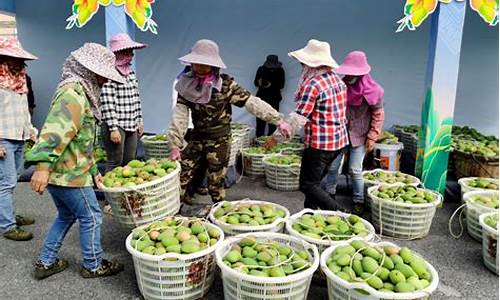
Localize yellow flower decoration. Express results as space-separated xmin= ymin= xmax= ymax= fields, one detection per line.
xmin=67 ymin=0 xmax=157 ymax=34
xmin=397 ymin=0 xmax=498 ymax=32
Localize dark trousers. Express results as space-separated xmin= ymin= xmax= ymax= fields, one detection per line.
xmin=256 ymin=99 xmax=280 ymax=137
xmin=299 ymin=147 xmax=344 ymax=210
xmin=101 ymin=124 xmax=138 ymax=173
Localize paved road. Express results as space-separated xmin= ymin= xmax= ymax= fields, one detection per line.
xmin=0 ymin=179 xmax=497 ymax=300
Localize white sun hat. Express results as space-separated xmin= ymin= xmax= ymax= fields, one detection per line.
xmin=288 ymin=39 xmax=339 ymax=68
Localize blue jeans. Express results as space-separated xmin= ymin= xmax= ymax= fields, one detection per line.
xmin=0 ymin=139 xmax=24 ymax=232
xmin=39 ymin=186 xmax=103 ymax=271
xmin=323 ymin=145 xmax=366 ymax=204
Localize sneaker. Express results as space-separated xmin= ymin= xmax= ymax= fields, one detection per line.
xmin=16 ymin=215 xmax=35 ymax=226
xmin=196 ymin=187 xmax=209 ymax=195
xmin=34 ymin=259 xmax=69 ymax=280
xmin=3 ymin=227 xmax=33 ymax=241
xmin=353 ymin=203 xmax=365 ymax=216
xmin=80 ymin=259 xmax=124 ymax=278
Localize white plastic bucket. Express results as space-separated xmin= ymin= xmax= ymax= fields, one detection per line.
xmin=373 ymin=142 xmax=404 ymax=171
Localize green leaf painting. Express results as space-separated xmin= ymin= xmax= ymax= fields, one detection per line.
xmin=415 ymin=88 xmax=453 ymax=194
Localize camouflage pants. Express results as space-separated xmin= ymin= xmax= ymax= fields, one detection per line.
xmin=180 ymin=135 xmax=231 ymax=203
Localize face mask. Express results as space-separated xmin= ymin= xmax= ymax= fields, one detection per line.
xmin=347 ymin=76 xmax=359 ymax=85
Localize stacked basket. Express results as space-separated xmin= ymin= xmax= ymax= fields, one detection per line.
xmin=367 ymin=185 xmax=442 ymax=239
xmin=479 ymin=212 xmax=499 ymax=275
xmin=228 ymin=133 xmax=244 ymax=167
xmin=208 ymin=199 xmax=290 ymax=236
xmin=242 ymin=148 xmax=269 ymax=178
xmin=464 ymin=190 xmax=499 ymax=242
xmin=231 ymin=123 xmax=252 ymax=149
xmin=126 ymin=218 xmax=224 ymax=300
xmin=142 ymin=135 xmax=171 ymax=160
xmin=262 ymin=154 xmax=301 ymax=191
xmin=458 ymin=177 xmax=499 ymax=201
xmin=215 ymin=232 xmax=319 ymax=300
xmin=102 ymin=162 xmax=181 ymax=228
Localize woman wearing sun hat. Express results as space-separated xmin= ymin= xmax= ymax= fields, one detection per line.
xmin=324 ymin=50 xmax=385 ymax=215
xmin=100 ymin=33 xmax=147 ymax=173
xmin=286 ymin=39 xmax=349 ymax=211
xmin=167 ymin=39 xmax=292 ymax=205
xmin=0 ymin=37 xmax=39 ymax=242
xmin=26 ymin=43 xmax=126 ymax=280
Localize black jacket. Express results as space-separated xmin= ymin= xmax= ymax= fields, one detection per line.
xmin=254 ymin=66 xmax=285 ymax=102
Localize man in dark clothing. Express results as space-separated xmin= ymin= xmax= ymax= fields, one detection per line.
xmin=254 ymin=55 xmax=285 ymax=137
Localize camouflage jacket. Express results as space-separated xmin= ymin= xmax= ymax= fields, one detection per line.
xmin=168 ymin=74 xmax=282 ymax=148
xmin=25 ymin=83 xmax=98 ymax=187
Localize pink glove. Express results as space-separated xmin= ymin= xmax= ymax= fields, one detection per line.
xmin=278 ymin=121 xmax=293 ymax=139
xmin=169 ymin=147 xmax=181 ymax=161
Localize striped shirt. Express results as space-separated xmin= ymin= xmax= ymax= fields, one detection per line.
xmin=100 ymin=71 xmax=143 ymax=132
xmin=295 ymin=71 xmax=349 ymax=151
xmin=0 ymin=88 xmax=32 ymax=141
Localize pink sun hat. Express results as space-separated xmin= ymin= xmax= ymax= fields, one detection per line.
xmin=108 ymin=33 xmax=147 ymax=53
xmin=0 ymin=37 xmax=38 ymax=60
xmin=335 ymin=51 xmax=371 ymax=76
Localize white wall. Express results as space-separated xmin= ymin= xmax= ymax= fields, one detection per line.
xmin=15 ymin=0 xmax=498 ymax=135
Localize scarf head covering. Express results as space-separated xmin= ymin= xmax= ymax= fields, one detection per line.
xmin=345 ymin=73 xmax=384 ymax=106
xmin=115 ymin=51 xmax=133 ymax=75
xmin=175 ymin=68 xmax=222 ymax=104
xmin=57 ymin=55 xmax=102 ymax=120
xmin=0 ymin=62 xmax=27 ymax=94
xmin=294 ymin=65 xmax=332 ymax=101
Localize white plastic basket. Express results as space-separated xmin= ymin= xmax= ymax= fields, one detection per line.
xmin=229 ymin=133 xmax=244 ymax=167
xmin=479 ymin=212 xmax=499 ymax=275
xmin=126 ymin=220 xmax=224 ymax=300
xmin=320 ymin=241 xmax=439 ymax=300
xmin=215 ymin=232 xmax=319 ymax=300
xmin=102 ymin=162 xmax=181 ymax=228
xmin=208 ymin=199 xmax=290 ymax=236
xmin=464 ymin=190 xmax=499 ymax=242
xmin=263 ymin=154 xmax=301 ymax=191
xmin=458 ymin=177 xmax=499 ymax=202
xmin=362 ymin=169 xmax=421 ymax=208
xmin=367 ymin=185 xmax=442 ymax=239
xmin=142 ymin=136 xmax=171 ymax=160
xmin=285 ymin=209 xmax=375 ymax=253
xmin=242 ymin=150 xmax=269 ymax=178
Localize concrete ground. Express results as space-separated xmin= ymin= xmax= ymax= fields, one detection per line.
xmin=0 ymin=177 xmax=498 ymax=300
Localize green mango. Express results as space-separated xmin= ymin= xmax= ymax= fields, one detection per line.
xmin=362 ymin=257 xmax=379 ymax=274
xmin=225 ymin=250 xmax=242 ymax=263
xmin=395 ymin=263 xmax=417 ymax=278
xmin=366 ymin=276 xmax=384 ymax=290
xmin=395 ymin=282 xmax=416 ymax=293
xmin=336 ymin=254 xmax=351 ymax=267
xmin=389 ymin=270 xmax=406 ymax=285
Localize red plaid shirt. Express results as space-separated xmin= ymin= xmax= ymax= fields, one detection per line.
xmin=295 ymin=71 xmax=349 ymax=151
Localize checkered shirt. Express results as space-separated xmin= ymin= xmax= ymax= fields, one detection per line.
xmin=295 ymin=71 xmax=349 ymax=151
xmin=0 ymin=88 xmax=32 ymax=141
xmin=100 ymin=72 xmax=143 ymax=132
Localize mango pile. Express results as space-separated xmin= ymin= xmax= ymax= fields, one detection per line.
xmin=144 ymin=134 xmax=168 ymax=142
xmin=266 ymin=154 xmax=301 ymax=165
xmin=464 ymin=178 xmax=499 ymax=190
xmin=363 ymin=170 xmax=418 ymax=185
xmin=214 ymin=202 xmax=286 ymax=226
xmin=485 ymin=213 xmax=498 ymax=230
xmin=291 ymin=213 xmax=369 ymax=241
xmin=223 ymin=235 xmax=311 ymax=277
xmin=326 ymin=241 xmax=433 ymax=293
xmin=396 ymin=125 xmax=419 ymax=135
xmin=452 ymin=126 xmax=499 ymax=159
xmin=469 ymin=194 xmax=499 ymax=209
xmin=130 ymin=217 xmax=221 ymax=255
xmin=376 ymin=131 xmax=399 ymax=145
xmin=103 ymin=159 xmax=177 ymax=188
xmin=246 ymin=143 xmax=303 ymax=155
xmin=373 ymin=185 xmax=437 ymax=204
